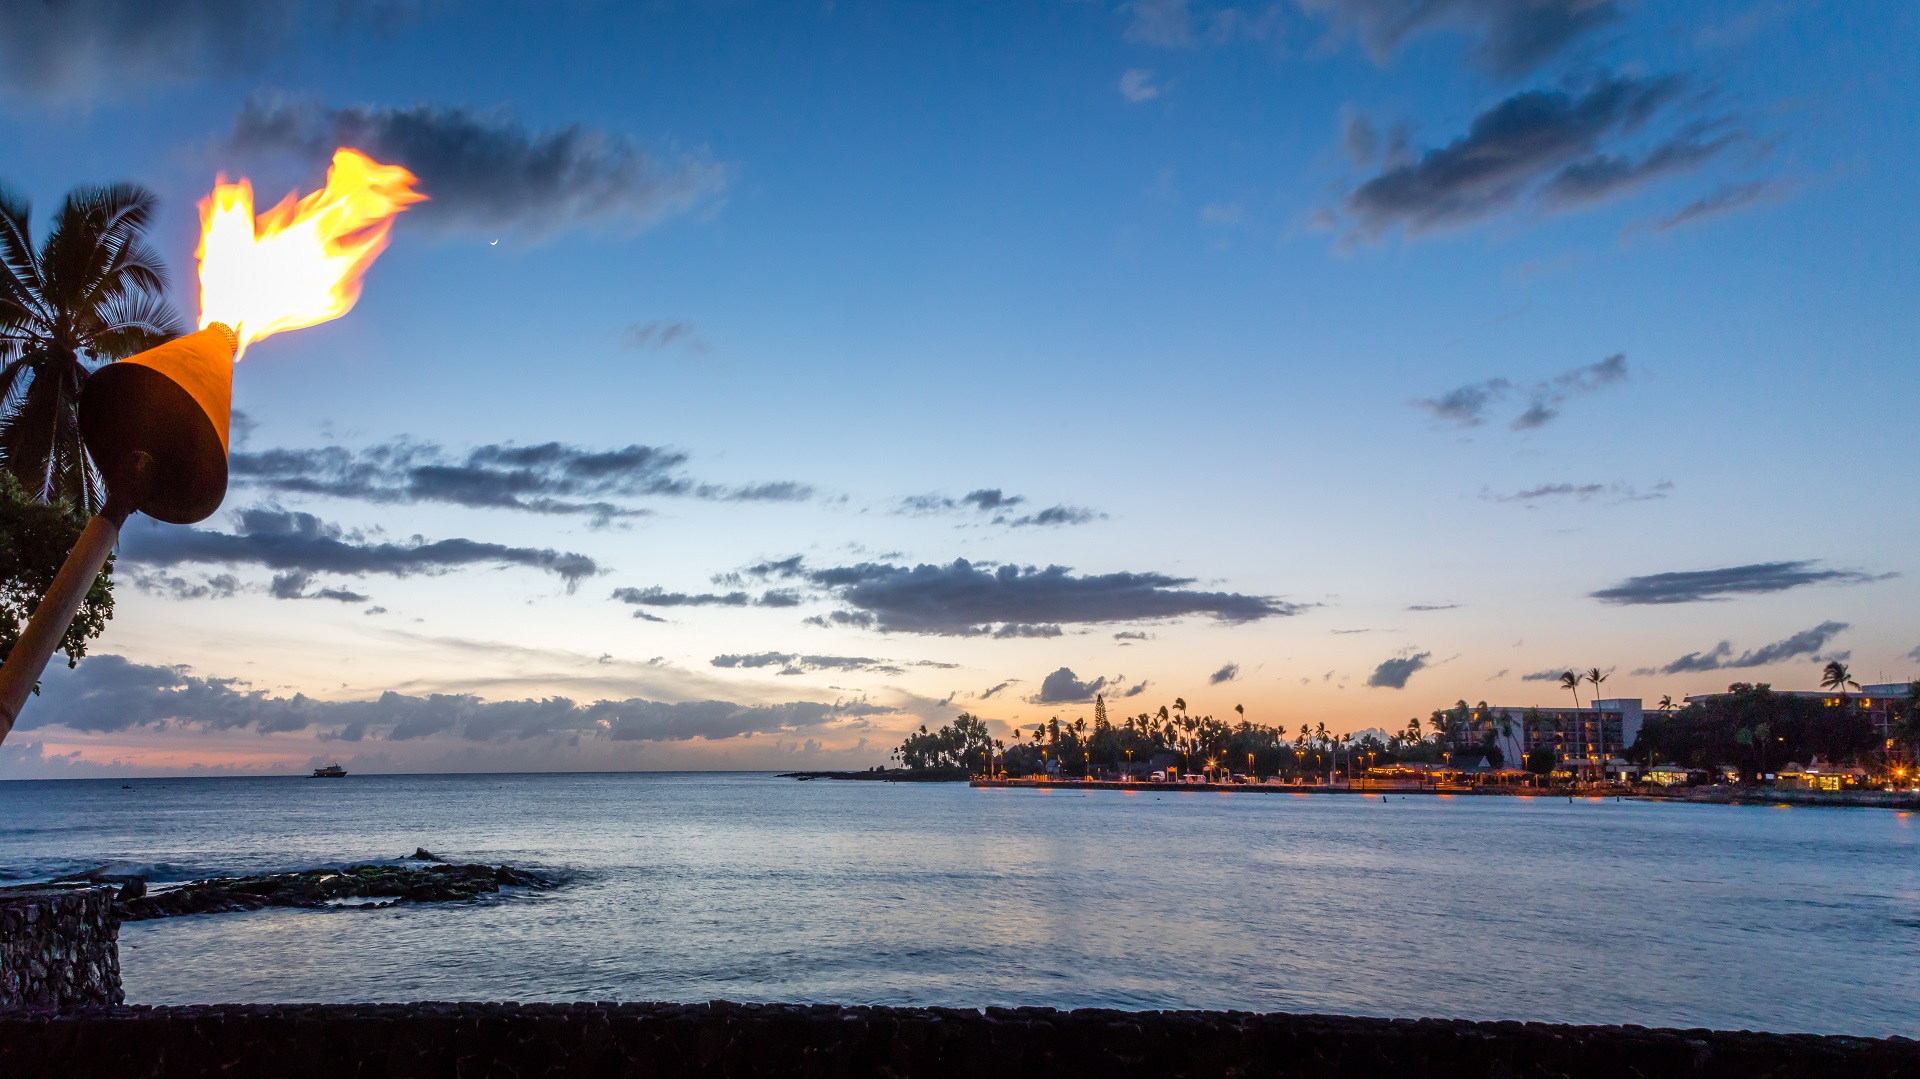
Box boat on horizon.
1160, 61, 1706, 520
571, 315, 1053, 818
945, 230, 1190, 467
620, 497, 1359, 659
310, 764, 347, 779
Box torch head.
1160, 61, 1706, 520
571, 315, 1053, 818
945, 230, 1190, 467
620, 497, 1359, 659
79, 323, 236, 524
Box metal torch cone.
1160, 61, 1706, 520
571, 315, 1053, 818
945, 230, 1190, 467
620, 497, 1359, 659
0, 324, 237, 743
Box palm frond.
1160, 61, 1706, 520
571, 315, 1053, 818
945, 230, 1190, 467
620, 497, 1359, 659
0, 184, 45, 308
88, 292, 186, 361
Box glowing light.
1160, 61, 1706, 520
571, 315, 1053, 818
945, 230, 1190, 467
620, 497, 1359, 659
198, 148, 425, 358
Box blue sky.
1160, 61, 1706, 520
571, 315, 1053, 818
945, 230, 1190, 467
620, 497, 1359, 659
1, 0, 1915, 777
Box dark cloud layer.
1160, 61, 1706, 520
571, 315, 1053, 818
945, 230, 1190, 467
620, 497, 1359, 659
1367, 651, 1432, 689
0, 0, 409, 100
231, 439, 810, 524
120, 508, 597, 587
1591, 561, 1890, 605
1655, 622, 1849, 675
1416, 354, 1628, 430
756, 557, 1295, 636
1347, 74, 1728, 237
1302, 0, 1622, 76
228, 96, 726, 236
22, 655, 858, 743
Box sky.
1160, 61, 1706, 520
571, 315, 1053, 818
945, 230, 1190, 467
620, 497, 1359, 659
1, 0, 1915, 779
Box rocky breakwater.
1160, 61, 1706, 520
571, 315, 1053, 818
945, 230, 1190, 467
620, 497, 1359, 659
0, 886, 122, 1010
116, 853, 554, 920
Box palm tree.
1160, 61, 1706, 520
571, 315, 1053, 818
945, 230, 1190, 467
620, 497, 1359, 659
1559, 670, 1581, 709
1585, 668, 1609, 767
1657, 695, 1675, 714
1819, 660, 1860, 699
0, 181, 184, 512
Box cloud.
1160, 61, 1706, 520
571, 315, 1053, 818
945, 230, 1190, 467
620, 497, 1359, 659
1656, 622, 1849, 675
1521, 668, 1572, 682
779, 557, 1298, 636
1649, 180, 1771, 233
1208, 662, 1240, 684
1415, 354, 1628, 430
613, 587, 796, 616
1413, 378, 1511, 426
1119, 68, 1162, 103
1591, 561, 1892, 605
623, 321, 709, 354
1406, 603, 1458, 612
897, 489, 1100, 528
978, 680, 1019, 700
226, 95, 728, 237
1367, 651, 1431, 689
1345, 74, 1731, 239
1906, 645, 1920, 664
1033, 667, 1110, 705
1114, 631, 1151, 641
1488, 480, 1671, 504
128, 570, 241, 601
231, 438, 810, 523
710, 653, 908, 677
119, 508, 598, 588
1299, 0, 1622, 76
0, 0, 412, 102
268, 570, 372, 603
1122, 0, 1279, 48
16, 655, 864, 744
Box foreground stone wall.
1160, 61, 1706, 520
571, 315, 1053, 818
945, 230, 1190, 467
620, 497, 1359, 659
0, 887, 122, 1010
1, 1001, 1914, 1078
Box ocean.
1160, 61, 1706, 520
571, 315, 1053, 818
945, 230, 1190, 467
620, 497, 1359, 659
2, 772, 1914, 1036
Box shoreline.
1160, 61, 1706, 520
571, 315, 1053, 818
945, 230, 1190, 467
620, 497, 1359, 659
968, 776, 1920, 809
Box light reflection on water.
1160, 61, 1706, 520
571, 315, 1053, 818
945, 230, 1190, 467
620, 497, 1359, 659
2, 773, 1914, 1035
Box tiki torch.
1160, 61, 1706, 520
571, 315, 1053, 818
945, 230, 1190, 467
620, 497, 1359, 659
0, 149, 423, 745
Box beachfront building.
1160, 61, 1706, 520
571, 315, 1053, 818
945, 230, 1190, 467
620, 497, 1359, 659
1685, 683, 1916, 764
1775, 758, 1868, 791
1436, 699, 1645, 781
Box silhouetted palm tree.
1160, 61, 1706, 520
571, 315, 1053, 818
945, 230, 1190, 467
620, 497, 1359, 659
1820, 660, 1860, 698
0, 181, 184, 511
1559, 670, 1581, 709
1585, 667, 1609, 765
1657, 695, 1675, 714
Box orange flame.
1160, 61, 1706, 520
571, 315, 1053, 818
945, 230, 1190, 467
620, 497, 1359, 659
198, 148, 425, 358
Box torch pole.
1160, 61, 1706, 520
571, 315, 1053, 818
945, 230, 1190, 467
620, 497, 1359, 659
0, 455, 149, 746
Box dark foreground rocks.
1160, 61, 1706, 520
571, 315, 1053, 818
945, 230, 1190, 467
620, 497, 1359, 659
114, 862, 552, 920
0, 1001, 1913, 1079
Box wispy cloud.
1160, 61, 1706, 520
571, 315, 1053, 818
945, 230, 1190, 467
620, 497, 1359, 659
1591, 561, 1892, 605
119, 508, 598, 590
1299, 0, 1622, 76
622, 321, 709, 354
1344, 74, 1734, 240
1647, 180, 1772, 233
1406, 603, 1458, 612
897, 488, 1102, 528
1208, 662, 1240, 684
232, 439, 810, 525
1119, 68, 1162, 103
1416, 354, 1629, 430
1487, 480, 1672, 505
1656, 622, 1849, 674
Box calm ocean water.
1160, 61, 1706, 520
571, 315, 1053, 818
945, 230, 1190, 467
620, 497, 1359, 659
1, 773, 1915, 1035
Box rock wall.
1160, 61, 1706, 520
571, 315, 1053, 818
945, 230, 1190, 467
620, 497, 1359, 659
1, 1001, 1914, 1078
0, 887, 123, 1010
